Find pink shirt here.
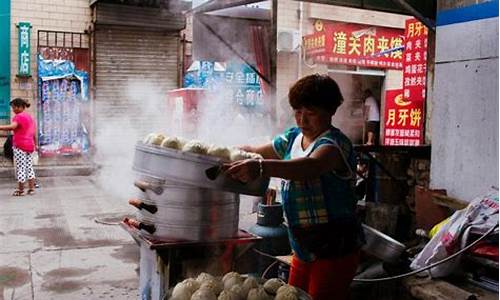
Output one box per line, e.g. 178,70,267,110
12,112,36,153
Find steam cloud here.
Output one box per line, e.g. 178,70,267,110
93,79,275,200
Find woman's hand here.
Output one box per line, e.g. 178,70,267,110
224,159,261,183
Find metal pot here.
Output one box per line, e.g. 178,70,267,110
361,224,406,264
133,143,269,196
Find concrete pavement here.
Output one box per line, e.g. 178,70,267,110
0,175,258,300
0,176,139,300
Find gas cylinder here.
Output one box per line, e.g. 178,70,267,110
249,203,291,278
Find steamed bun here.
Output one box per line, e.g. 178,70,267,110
217,290,238,300
170,288,191,300
191,287,216,300
241,276,259,296
229,149,247,161
246,287,272,300
229,149,262,161
222,272,241,284
161,136,183,150
150,133,166,146
263,278,285,294
223,275,243,290
182,140,209,155
199,278,223,296
207,146,231,161
276,285,297,296
143,133,156,144
172,279,200,299
196,272,214,283
275,291,299,300
228,284,245,300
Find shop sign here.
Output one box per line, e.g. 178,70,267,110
402,18,428,102
0,0,10,124
224,63,263,107
303,20,404,69
17,22,31,77
383,89,424,146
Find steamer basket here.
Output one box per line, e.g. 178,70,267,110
137,215,239,241
131,180,240,241
133,143,269,196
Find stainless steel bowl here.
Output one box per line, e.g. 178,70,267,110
361,224,406,264
133,143,269,196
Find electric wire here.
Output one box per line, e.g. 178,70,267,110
353,223,498,282
251,224,498,283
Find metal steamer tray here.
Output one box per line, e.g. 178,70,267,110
133,143,269,196
132,181,240,241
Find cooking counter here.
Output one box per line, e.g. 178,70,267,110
121,221,261,300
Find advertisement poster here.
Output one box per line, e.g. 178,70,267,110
224,63,263,108
383,89,424,146
303,20,404,69
402,18,429,102
38,56,90,157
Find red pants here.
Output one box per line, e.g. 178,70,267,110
288,251,360,300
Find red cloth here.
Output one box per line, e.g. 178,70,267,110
289,251,360,300
470,241,499,261
12,112,35,153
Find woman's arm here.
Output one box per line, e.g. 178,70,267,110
226,145,351,182
0,122,18,131
239,143,280,159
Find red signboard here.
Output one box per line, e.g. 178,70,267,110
383,89,424,146
383,19,428,146
303,20,404,69
402,18,429,102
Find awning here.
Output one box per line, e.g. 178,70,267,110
192,0,436,30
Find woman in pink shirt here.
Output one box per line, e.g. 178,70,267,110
0,98,37,196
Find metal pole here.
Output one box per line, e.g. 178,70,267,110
196,15,273,87
390,0,436,32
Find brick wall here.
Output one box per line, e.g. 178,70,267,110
9,0,91,116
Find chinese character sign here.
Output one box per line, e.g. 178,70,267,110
17,22,31,77
0,1,10,124
303,20,404,69
402,18,428,102
383,89,424,146
224,63,263,108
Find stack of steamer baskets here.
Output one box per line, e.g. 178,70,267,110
128,141,270,242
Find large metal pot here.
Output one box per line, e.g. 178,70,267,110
133,143,269,196
361,224,406,264
131,179,240,241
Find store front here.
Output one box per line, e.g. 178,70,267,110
91,2,186,152
303,19,405,145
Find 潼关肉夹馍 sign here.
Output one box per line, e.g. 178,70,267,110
304,20,404,69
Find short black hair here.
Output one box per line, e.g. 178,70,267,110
288,74,343,114
10,98,30,108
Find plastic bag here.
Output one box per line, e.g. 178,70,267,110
429,218,450,238
410,190,498,277
32,151,39,165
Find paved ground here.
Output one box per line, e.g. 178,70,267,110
0,176,139,300
0,175,258,300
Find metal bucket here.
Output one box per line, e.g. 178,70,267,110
132,180,240,241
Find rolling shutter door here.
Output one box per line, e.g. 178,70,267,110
94,27,179,152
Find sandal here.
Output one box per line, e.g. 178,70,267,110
12,189,25,196
27,189,35,195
